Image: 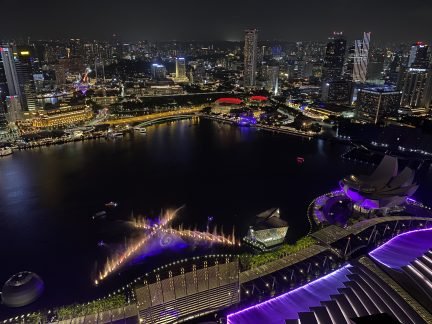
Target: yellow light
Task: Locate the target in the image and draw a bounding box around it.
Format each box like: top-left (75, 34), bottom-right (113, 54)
top-left (20, 51), bottom-right (30, 56)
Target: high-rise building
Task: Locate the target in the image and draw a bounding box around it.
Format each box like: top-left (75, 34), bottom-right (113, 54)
top-left (5, 95), bottom-right (23, 122)
top-left (175, 57), bottom-right (187, 79)
top-left (322, 80), bottom-right (353, 104)
top-left (399, 68), bottom-right (432, 108)
top-left (151, 63), bottom-right (166, 80)
top-left (356, 86), bottom-right (402, 123)
top-left (321, 32), bottom-right (346, 81)
top-left (189, 61), bottom-right (206, 84)
top-left (244, 29), bottom-right (258, 87)
top-left (172, 58), bottom-right (189, 83)
top-left (387, 52), bottom-right (402, 85)
top-left (353, 32), bottom-right (371, 83)
top-left (408, 42), bottom-right (430, 69)
top-left (53, 64), bottom-right (66, 87)
top-left (263, 65), bottom-right (279, 95)
top-left (15, 47), bottom-right (38, 111)
top-left (366, 47), bottom-right (385, 82)
top-left (0, 47), bottom-right (21, 97)
top-left (343, 45), bottom-right (355, 80)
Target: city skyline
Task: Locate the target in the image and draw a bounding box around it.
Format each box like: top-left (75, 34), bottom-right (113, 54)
top-left (2, 0), bottom-right (432, 42)
top-left (1, 1), bottom-right (432, 322)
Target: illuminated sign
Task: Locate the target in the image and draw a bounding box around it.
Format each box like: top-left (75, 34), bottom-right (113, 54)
top-left (33, 74), bottom-right (44, 81)
top-left (20, 51), bottom-right (30, 56)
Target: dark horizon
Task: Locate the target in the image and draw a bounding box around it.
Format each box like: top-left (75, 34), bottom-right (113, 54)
top-left (2, 0), bottom-right (431, 43)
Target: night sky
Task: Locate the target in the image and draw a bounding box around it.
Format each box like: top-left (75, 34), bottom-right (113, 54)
top-left (3, 0), bottom-right (431, 42)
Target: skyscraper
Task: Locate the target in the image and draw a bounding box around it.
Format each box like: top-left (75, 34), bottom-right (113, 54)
top-left (151, 63), bottom-right (167, 80)
top-left (175, 57), bottom-right (186, 79)
top-left (343, 45), bottom-right (355, 80)
top-left (353, 32), bottom-right (371, 83)
top-left (322, 80), bottom-right (353, 104)
top-left (263, 65), bottom-right (279, 95)
top-left (366, 47), bottom-right (385, 82)
top-left (356, 87), bottom-right (402, 123)
top-left (321, 32), bottom-right (346, 81)
top-left (0, 47), bottom-right (21, 97)
top-left (15, 47), bottom-right (38, 111)
top-left (5, 95), bottom-right (23, 122)
top-left (408, 42), bottom-right (430, 69)
top-left (244, 29), bottom-right (258, 87)
top-left (399, 68), bottom-right (432, 108)
top-left (173, 57), bottom-right (188, 83)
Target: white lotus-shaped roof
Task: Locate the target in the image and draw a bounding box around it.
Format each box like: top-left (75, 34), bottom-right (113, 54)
top-left (341, 155), bottom-right (418, 208)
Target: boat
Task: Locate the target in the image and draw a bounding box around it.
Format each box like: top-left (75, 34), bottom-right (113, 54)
top-left (0, 147), bottom-right (13, 157)
top-left (134, 126), bottom-right (147, 133)
top-left (92, 211), bottom-right (107, 219)
top-left (296, 157), bottom-right (305, 164)
top-left (105, 201), bottom-right (118, 208)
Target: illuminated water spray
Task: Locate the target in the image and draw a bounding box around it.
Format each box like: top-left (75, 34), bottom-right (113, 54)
top-left (95, 206), bottom-right (237, 284)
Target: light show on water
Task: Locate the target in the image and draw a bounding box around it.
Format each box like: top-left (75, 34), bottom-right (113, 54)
top-left (96, 206), bottom-right (237, 284)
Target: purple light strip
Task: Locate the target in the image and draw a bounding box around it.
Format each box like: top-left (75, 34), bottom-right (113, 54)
top-left (369, 227), bottom-right (432, 269)
top-left (227, 265), bottom-right (351, 324)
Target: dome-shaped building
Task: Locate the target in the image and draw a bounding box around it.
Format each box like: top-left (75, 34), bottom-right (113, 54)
top-left (2, 271), bottom-right (44, 307)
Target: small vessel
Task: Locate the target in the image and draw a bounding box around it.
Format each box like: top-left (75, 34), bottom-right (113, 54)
top-left (92, 211), bottom-right (107, 220)
top-left (105, 201), bottom-right (118, 208)
top-left (0, 147), bottom-right (13, 157)
top-left (111, 132), bottom-right (124, 137)
top-left (134, 126), bottom-right (147, 133)
top-left (296, 157), bottom-right (305, 164)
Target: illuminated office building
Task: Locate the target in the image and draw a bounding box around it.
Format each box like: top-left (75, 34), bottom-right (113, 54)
top-left (244, 29), bottom-right (258, 87)
top-left (356, 87), bottom-right (402, 123)
top-left (5, 95), bottom-right (23, 122)
top-left (263, 65), bottom-right (279, 95)
top-left (0, 46), bottom-right (21, 97)
top-left (353, 32), bottom-right (371, 83)
top-left (175, 57), bottom-right (186, 79)
top-left (366, 47), bottom-right (385, 82)
top-left (174, 57), bottom-right (188, 83)
top-left (15, 47), bottom-right (38, 111)
top-left (322, 80), bottom-right (353, 104)
top-left (322, 32), bottom-right (346, 81)
top-left (151, 63), bottom-right (167, 80)
top-left (399, 68), bottom-right (432, 109)
top-left (408, 42), bottom-right (430, 69)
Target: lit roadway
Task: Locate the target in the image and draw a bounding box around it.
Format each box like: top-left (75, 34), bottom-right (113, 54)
top-left (98, 106), bottom-right (206, 126)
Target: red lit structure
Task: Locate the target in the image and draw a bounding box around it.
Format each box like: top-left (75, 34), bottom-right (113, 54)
top-left (215, 98), bottom-right (243, 105)
top-left (250, 96), bottom-right (268, 101)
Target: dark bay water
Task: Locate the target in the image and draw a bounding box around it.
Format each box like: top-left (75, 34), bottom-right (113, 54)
top-left (1, 118), bottom-right (431, 318)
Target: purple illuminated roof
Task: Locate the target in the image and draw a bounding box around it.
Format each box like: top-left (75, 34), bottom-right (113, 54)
top-left (227, 265), bottom-right (352, 323)
top-left (369, 228), bottom-right (432, 269)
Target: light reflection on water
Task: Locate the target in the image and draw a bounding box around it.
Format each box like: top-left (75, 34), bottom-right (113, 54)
top-left (0, 118), bottom-right (431, 317)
